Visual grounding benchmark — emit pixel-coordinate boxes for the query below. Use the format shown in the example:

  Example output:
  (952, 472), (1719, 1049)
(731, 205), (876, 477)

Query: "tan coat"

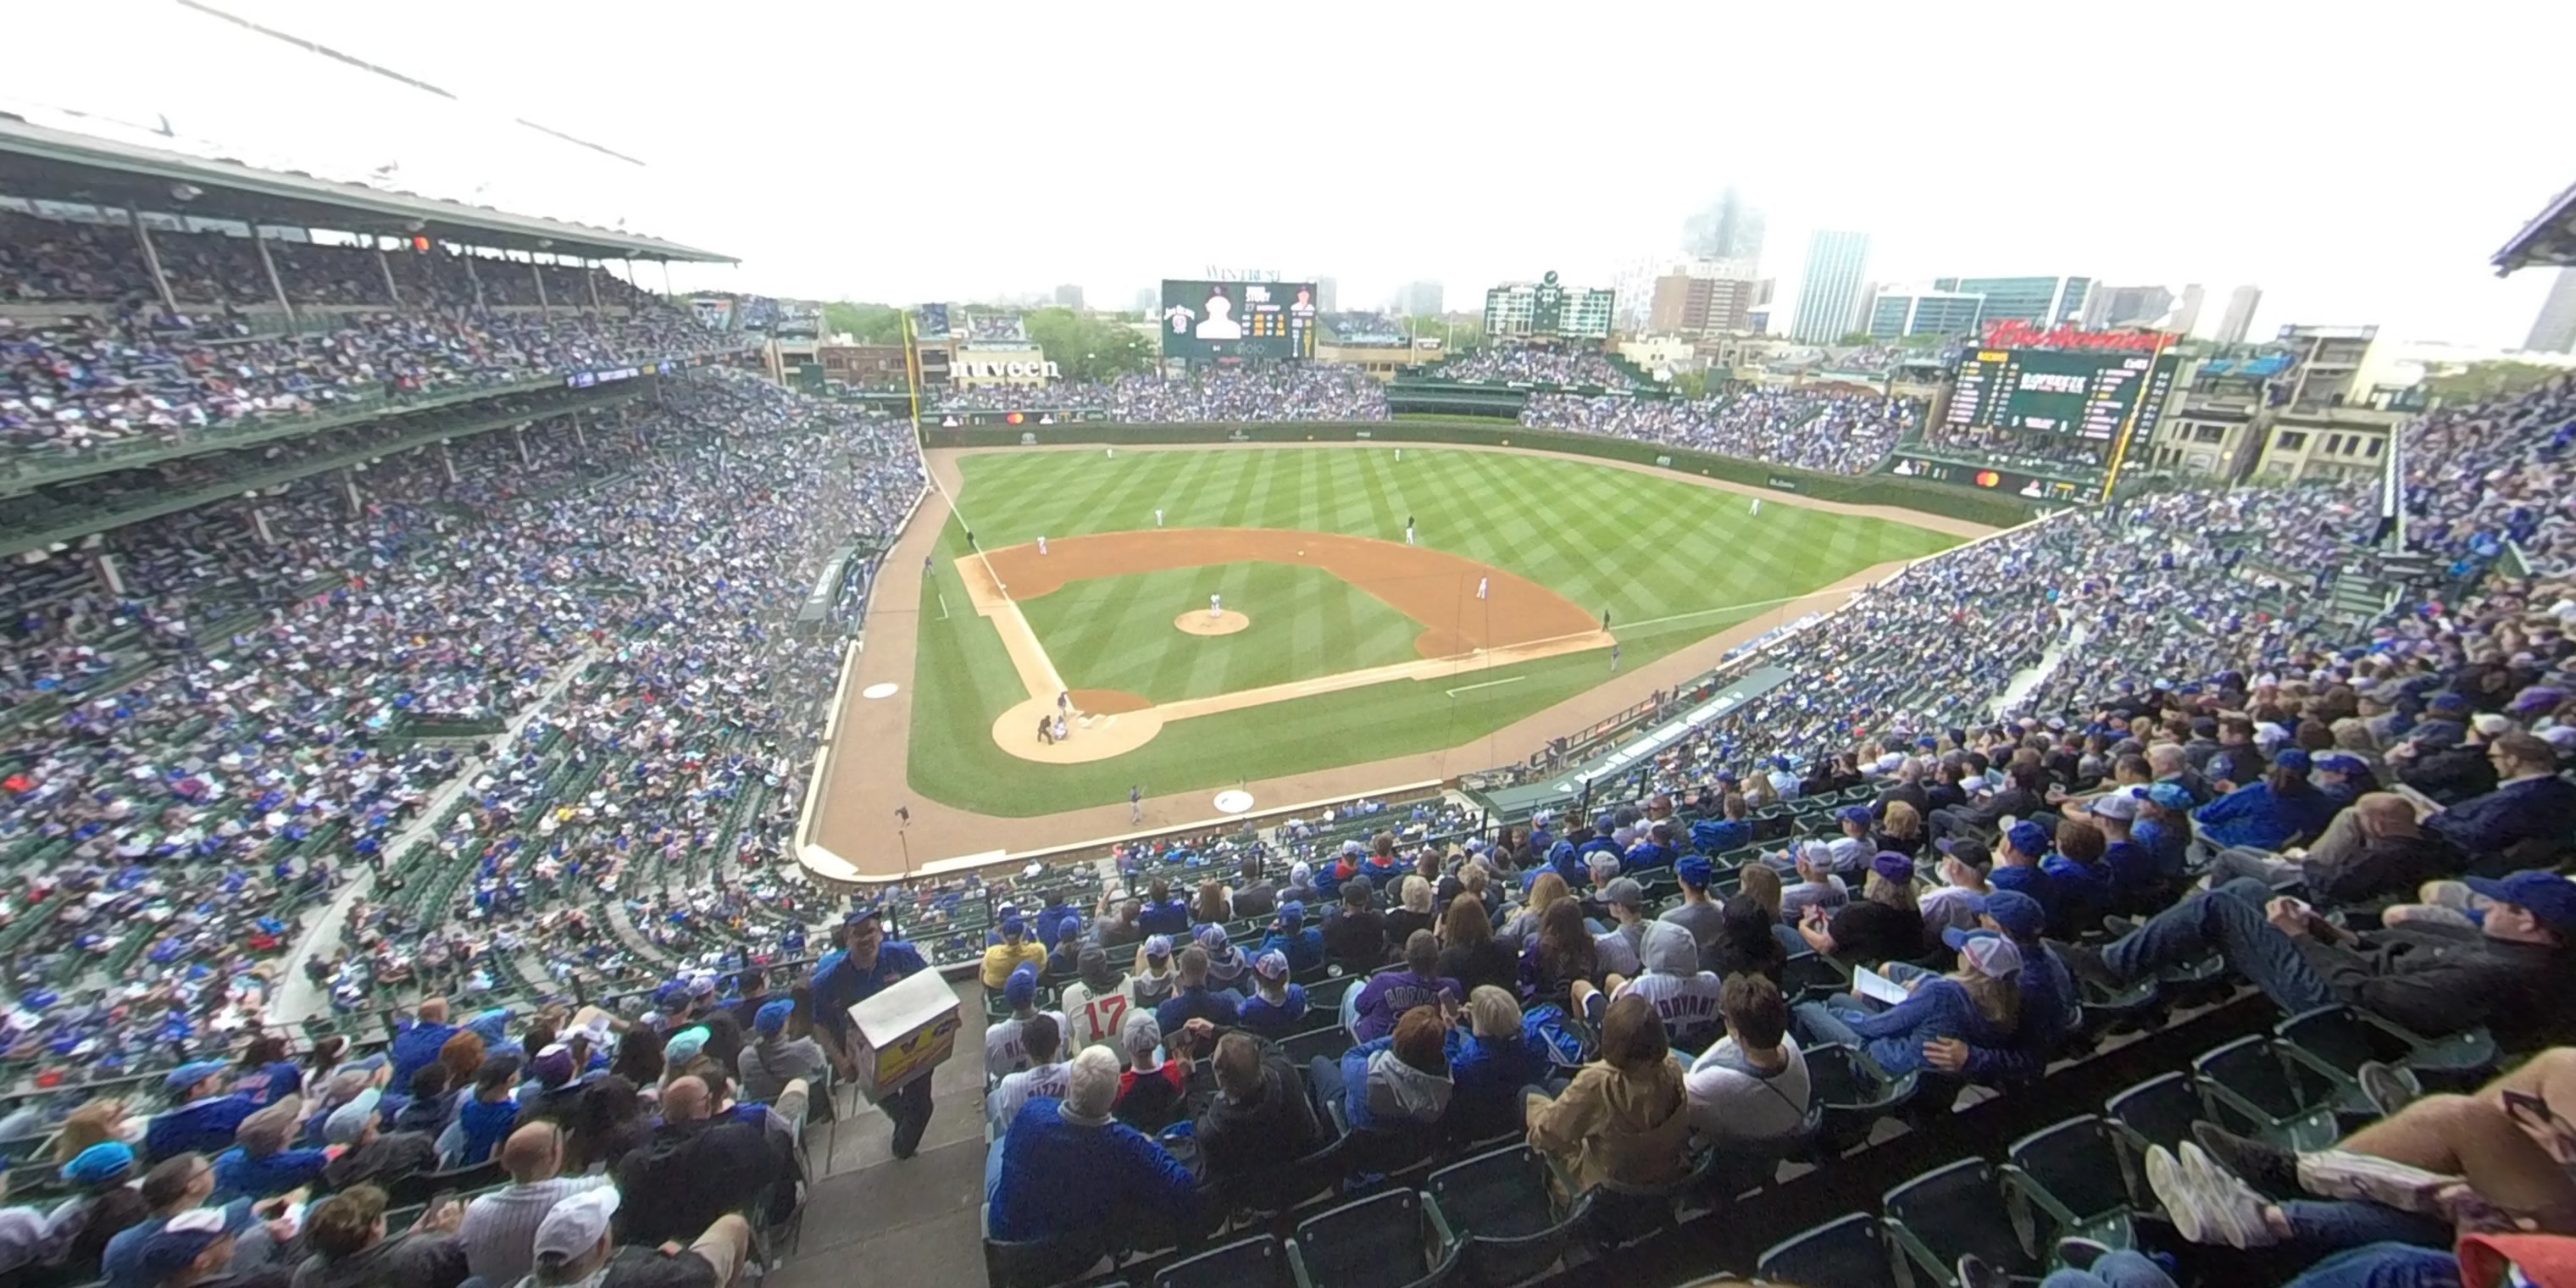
(1524, 1055), (1692, 1195)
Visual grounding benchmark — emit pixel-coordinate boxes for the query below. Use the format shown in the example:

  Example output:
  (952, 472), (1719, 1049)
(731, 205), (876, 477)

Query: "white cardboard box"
(847, 968), (963, 1102)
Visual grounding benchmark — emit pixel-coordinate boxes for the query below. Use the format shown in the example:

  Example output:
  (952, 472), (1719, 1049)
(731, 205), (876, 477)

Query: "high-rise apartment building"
(1930, 275), (2094, 326)
(1394, 280), (1446, 317)
(2216, 286), (2263, 345)
(2172, 285), (2207, 338)
(1864, 286), (1986, 341)
(1647, 272), (1761, 336)
(1317, 277), (1340, 312)
(1790, 230), (1870, 343)
(1052, 283), (1085, 309)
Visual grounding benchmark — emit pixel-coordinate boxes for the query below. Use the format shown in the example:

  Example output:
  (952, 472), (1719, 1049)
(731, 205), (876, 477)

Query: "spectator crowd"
(1523, 386), (1919, 475)
(2, 180), (2575, 1287)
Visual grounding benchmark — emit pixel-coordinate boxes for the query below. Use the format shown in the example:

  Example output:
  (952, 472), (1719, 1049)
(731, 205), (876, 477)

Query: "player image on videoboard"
(1160, 280), (1317, 359)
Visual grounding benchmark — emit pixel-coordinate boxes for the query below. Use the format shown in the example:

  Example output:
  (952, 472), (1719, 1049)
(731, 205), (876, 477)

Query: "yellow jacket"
(980, 941), (1048, 990)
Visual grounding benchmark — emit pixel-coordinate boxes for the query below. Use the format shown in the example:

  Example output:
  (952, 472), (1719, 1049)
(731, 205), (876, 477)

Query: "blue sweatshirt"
(145, 1094), (259, 1160)
(2193, 781), (2336, 852)
(1255, 927), (1324, 974)
(1236, 986), (1310, 1038)
(988, 1098), (1201, 1242)
(211, 1143), (329, 1199)
(1832, 978), (2014, 1077)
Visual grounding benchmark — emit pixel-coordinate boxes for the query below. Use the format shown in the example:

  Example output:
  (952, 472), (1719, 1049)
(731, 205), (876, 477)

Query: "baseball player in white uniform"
(1037, 535), (1047, 554)
(1209, 593), (1222, 619)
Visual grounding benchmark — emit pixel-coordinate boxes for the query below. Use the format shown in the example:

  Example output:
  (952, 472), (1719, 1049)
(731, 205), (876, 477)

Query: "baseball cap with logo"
(1602, 878), (1646, 911)
(2080, 791), (2140, 821)
(138, 1204), (254, 1282)
(1870, 852), (1916, 884)
(1958, 934), (2025, 979)
(532, 1185), (622, 1268)
(1252, 950), (1291, 981)
(2464, 872), (2576, 937)
(1977, 889), (2047, 941)
(1143, 935), (1173, 960)
(1674, 856), (1716, 890)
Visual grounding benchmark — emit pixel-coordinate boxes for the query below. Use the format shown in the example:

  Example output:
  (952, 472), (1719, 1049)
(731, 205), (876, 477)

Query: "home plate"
(861, 683), (899, 699)
(1213, 789), (1255, 814)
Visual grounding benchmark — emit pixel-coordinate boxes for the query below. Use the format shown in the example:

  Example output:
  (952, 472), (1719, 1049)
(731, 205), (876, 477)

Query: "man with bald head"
(457, 1121), (608, 1285)
(613, 1076), (796, 1249)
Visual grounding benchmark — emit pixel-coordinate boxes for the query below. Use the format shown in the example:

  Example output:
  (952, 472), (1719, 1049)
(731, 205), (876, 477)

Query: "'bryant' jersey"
(1059, 978), (1137, 1049)
(985, 1009), (1069, 1074)
(987, 1060), (1072, 1127)
(1616, 971), (1725, 1047)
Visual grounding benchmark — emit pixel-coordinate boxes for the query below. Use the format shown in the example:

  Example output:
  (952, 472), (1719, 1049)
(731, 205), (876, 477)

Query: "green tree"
(1663, 369), (1710, 398)
(1408, 313), (1485, 353)
(1023, 307), (1154, 383)
(2423, 359), (2562, 406)
(1836, 330), (1876, 346)
(823, 301), (906, 343)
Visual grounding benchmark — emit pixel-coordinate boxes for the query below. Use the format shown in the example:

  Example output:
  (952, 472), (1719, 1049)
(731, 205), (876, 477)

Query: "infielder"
(1155, 508), (1164, 527)
(1476, 576), (1488, 601)
(1037, 535), (1048, 554)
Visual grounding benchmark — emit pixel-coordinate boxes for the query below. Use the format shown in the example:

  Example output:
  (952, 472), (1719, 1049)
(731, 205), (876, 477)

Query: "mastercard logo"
(1005, 412), (1024, 425)
(1974, 470), (2001, 488)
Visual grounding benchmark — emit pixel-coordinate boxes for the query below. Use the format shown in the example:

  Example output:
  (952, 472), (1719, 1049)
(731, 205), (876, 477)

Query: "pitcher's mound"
(1174, 609), (1251, 636)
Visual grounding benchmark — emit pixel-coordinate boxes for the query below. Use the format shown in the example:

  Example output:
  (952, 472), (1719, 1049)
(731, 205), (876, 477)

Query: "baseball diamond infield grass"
(906, 447), (1962, 816)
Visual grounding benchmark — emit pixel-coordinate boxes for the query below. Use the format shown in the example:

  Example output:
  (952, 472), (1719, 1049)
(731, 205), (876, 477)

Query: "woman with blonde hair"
(1451, 986), (1550, 1137)
(1499, 871), (1571, 944)
(1874, 799), (1925, 858)
(1385, 874), (1438, 944)
(1525, 994), (1690, 1196)
(1798, 852), (1928, 963)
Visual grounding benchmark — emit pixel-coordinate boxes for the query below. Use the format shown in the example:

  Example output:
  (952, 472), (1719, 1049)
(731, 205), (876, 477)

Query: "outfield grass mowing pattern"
(1015, 563), (1428, 702)
(909, 448), (1963, 816)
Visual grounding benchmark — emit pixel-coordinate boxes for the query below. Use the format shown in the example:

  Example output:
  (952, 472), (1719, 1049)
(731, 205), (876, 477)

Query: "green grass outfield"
(1019, 564), (1426, 702)
(906, 447), (1962, 816)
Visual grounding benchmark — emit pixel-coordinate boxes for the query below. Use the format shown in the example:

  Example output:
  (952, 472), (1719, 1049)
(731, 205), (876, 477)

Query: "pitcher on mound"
(1209, 593), (1223, 619)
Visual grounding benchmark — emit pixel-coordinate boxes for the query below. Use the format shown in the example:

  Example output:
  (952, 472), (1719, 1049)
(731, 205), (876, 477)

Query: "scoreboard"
(1158, 280), (1319, 360)
(1946, 347), (2181, 441)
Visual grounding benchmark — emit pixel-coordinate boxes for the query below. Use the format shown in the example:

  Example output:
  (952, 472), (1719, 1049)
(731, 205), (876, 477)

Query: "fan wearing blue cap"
(1979, 822), (2062, 930)
(1657, 857), (1727, 958)
(985, 965), (1069, 1075)
(134, 1202), (256, 1288)
(737, 1001), (829, 1132)
(1253, 901), (1324, 974)
(1904, 889), (2075, 1084)
(980, 917), (1047, 990)
(807, 903), (935, 1158)
(1824, 806), (1876, 875)
(2191, 747), (2336, 852)
(144, 1059), (263, 1162)
(2057, 864), (2576, 1046)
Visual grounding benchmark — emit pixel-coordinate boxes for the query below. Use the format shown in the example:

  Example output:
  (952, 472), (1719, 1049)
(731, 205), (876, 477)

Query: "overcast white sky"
(12, 0), (2574, 346)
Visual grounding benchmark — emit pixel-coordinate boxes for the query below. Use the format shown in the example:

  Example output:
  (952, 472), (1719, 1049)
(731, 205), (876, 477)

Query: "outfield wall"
(917, 417), (2039, 529)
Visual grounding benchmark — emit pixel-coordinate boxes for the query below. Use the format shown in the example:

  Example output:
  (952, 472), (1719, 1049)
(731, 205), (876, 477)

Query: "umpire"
(810, 905), (937, 1158)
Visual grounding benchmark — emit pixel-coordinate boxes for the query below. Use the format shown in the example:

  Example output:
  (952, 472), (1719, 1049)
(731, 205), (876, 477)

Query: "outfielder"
(1155, 508), (1164, 527)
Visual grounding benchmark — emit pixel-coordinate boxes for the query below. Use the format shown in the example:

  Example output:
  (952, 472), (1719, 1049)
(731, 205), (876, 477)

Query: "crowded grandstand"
(1, 102), (2574, 1288)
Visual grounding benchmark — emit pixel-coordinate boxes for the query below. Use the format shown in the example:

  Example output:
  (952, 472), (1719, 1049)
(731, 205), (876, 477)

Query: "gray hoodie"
(1362, 1049), (1454, 1125)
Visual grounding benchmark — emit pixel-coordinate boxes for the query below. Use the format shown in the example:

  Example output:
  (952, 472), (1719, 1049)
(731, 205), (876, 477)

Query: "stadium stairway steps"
(270, 647), (602, 1024)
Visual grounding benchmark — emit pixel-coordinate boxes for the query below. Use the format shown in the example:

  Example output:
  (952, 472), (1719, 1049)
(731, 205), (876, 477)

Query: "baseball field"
(892, 445), (1965, 819)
